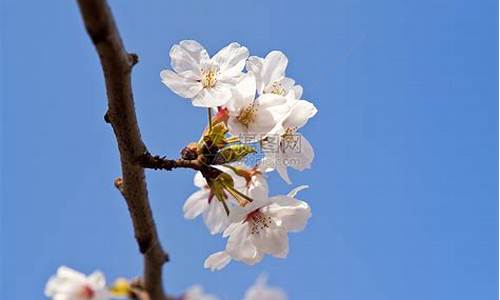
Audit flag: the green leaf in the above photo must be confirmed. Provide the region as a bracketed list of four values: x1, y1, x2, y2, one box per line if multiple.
[207, 175, 230, 215]
[214, 144, 256, 164]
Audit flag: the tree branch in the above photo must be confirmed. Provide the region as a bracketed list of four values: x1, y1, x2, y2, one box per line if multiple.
[137, 152, 223, 180]
[76, 1, 168, 299]
[137, 153, 201, 171]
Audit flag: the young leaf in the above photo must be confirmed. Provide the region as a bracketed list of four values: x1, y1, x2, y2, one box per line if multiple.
[214, 144, 256, 164]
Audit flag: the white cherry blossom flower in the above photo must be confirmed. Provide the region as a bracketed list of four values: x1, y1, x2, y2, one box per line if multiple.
[227, 74, 288, 138]
[45, 266, 110, 300]
[183, 285, 219, 300]
[183, 172, 232, 235]
[262, 91, 317, 184]
[246, 51, 302, 98]
[161, 40, 249, 108]
[204, 186, 311, 270]
[243, 275, 287, 300]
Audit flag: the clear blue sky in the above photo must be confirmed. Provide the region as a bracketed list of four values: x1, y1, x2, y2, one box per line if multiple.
[1, 0, 498, 299]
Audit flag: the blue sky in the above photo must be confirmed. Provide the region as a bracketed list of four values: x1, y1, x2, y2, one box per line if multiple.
[1, 0, 498, 299]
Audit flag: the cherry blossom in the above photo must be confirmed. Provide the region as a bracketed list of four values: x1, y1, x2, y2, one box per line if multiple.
[182, 285, 219, 300]
[226, 74, 289, 138]
[204, 186, 311, 270]
[246, 51, 302, 98]
[45, 266, 110, 300]
[47, 40, 317, 300]
[183, 172, 231, 235]
[243, 275, 287, 300]
[161, 40, 249, 107]
[261, 90, 318, 183]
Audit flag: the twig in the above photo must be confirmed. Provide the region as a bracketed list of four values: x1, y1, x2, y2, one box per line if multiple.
[76, 1, 169, 299]
[137, 153, 199, 171]
[138, 152, 222, 179]
[207, 108, 213, 133]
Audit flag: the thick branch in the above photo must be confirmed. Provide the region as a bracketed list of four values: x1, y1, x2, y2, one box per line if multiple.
[76, 1, 167, 299]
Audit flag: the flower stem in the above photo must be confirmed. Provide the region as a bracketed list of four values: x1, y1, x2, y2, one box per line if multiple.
[225, 136, 241, 144]
[223, 182, 254, 206]
[208, 107, 213, 133]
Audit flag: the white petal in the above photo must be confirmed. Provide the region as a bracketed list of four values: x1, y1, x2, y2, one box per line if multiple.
[227, 74, 256, 113]
[237, 248, 264, 266]
[294, 135, 314, 171]
[212, 42, 249, 78]
[233, 246, 264, 266]
[226, 223, 252, 253]
[45, 266, 107, 300]
[274, 133, 314, 183]
[227, 117, 248, 137]
[247, 174, 269, 201]
[193, 171, 207, 188]
[259, 152, 277, 173]
[212, 165, 247, 190]
[184, 285, 220, 300]
[228, 198, 271, 223]
[226, 227, 263, 265]
[282, 100, 317, 130]
[223, 222, 242, 238]
[287, 185, 309, 198]
[94, 290, 113, 300]
[45, 275, 66, 297]
[290, 85, 303, 100]
[204, 251, 232, 271]
[243, 275, 287, 300]
[56, 266, 86, 281]
[87, 271, 106, 289]
[246, 56, 264, 74]
[170, 40, 208, 77]
[267, 196, 311, 232]
[160, 69, 203, 99]
[248, 106, 285, 136]
[203, 200, 229, 234]
[183, 190, 210, 219]
[258, 51, 288, 93]
[279, 77, 296, 91]
[192, 85, 231, 107]
[256, 93, 287, 109]
[251, 225, 289, 258]
[276, 163, 292, 184]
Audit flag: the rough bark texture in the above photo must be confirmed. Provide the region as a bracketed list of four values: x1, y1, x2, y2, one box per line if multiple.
[75, 1, 168, 299]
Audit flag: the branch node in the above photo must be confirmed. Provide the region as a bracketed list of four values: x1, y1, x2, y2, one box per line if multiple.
[180, 145, 198, 160]
[114, 177, 124, 193]
[137, 152, 176, 170]
[128, 53, 139, 66]
[104, 110, 111, 123]
[137, 235, 152, 254]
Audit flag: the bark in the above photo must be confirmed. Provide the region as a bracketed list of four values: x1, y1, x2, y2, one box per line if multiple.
[76, 1, 168, 299]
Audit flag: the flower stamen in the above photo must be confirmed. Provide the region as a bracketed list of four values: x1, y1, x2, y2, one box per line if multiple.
[280, 127, 298, 153]
[246, 210, 273, 234]
[237, 104, 257, 127]
[282, 127, 297, 141]
[270, 82, 286, 96]
[201, 69, 217, 88]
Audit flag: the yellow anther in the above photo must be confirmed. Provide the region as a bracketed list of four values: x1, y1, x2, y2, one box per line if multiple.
[109, 278, 131, 297]
[201, 69, 217, 88]
[282, 127, 297, 141]
[270, 82, 286, 96]
[237, 104, 257, 127]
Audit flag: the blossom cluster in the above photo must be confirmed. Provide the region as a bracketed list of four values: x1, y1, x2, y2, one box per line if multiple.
[161, 40, 317, 270]
[45, 266, 286, 300]
[44, 40, 317, 300]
